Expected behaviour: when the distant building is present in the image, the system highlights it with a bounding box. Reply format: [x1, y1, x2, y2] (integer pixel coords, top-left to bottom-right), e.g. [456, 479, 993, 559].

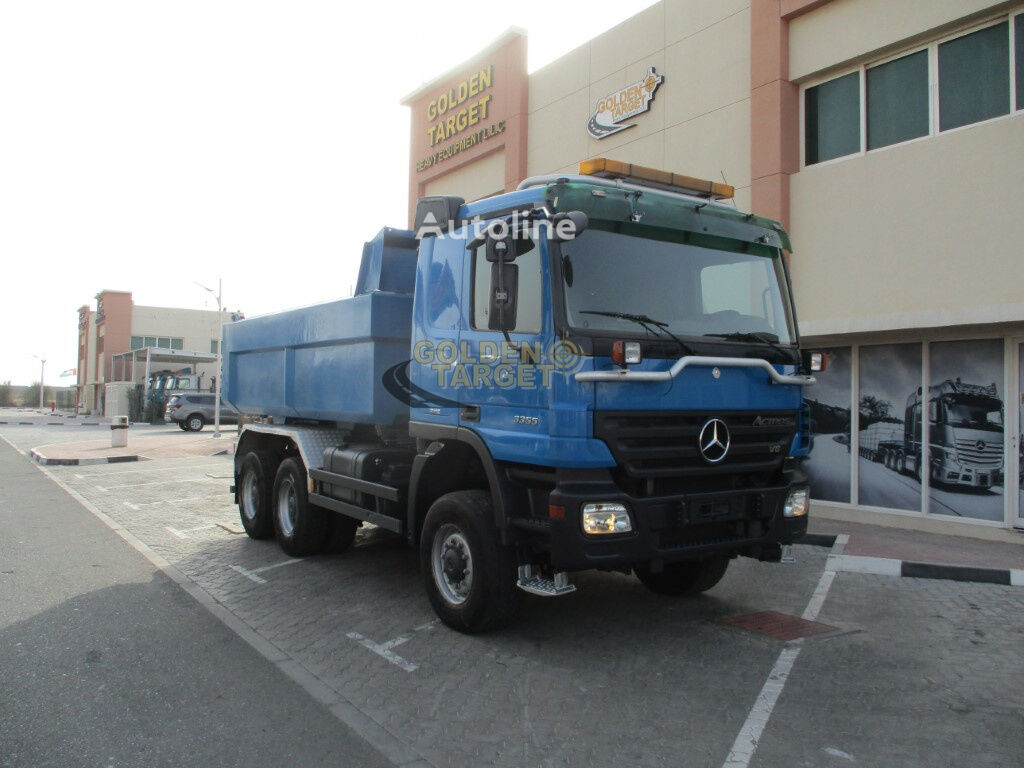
[76, 290, 232, 413]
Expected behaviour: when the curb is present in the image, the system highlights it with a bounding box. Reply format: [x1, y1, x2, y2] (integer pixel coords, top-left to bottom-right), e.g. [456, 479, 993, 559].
[29, 448, 141, 466]
[797, 533, 1023, 587]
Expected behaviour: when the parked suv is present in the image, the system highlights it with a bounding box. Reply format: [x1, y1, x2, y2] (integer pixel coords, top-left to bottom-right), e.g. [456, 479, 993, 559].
[165, 393, 239, 432]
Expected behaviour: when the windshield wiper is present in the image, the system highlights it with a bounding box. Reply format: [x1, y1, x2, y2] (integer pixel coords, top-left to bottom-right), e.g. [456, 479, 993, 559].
[704, 331, 794, 361]
[579, 310, 695, 356]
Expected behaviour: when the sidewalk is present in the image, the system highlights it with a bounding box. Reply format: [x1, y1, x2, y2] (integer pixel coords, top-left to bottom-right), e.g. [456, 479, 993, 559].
[0, 408, 110, 426]
[30, 430, 235, 465]
[806, 516, 1024, 586]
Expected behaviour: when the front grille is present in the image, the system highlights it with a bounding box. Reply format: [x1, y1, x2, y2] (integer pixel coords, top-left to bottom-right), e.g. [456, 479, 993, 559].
[594, 410, 796, 479]
[954, 437, 1002, 467]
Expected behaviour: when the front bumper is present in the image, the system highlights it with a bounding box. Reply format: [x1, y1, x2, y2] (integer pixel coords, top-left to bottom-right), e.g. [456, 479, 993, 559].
[545, 469, 807, 571]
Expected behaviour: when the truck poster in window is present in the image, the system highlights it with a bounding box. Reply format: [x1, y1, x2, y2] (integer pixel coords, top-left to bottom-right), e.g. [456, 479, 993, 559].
[927, 339, 1004, 521]
[803, 348, 851, 503]
[858, 344, 922, 511]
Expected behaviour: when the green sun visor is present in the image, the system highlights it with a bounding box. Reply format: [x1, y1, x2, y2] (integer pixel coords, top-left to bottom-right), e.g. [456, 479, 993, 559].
[545, 181, 793, 252]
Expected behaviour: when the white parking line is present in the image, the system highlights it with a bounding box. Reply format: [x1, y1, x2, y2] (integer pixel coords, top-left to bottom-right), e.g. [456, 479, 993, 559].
[346, 632, 418, 673]
[228, 558, 303, 584]
[165, 523, 217, 539]
[73, 462, 222, 479]
[721, 536, 847, 768]
[100, 477, 224, 491]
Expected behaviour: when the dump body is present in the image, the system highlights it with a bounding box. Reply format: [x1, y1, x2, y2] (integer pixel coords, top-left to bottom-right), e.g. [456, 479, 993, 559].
[222, 228, 417, 426]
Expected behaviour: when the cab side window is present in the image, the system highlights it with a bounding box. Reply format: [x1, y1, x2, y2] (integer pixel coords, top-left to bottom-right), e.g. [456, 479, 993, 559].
[471, 240, 542, 334]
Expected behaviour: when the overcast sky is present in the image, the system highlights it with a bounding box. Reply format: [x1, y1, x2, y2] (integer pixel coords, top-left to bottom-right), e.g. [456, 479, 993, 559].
[0, 0, 657, 386]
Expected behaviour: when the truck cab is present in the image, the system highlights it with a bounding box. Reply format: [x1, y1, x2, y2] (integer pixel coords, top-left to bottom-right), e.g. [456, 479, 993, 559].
[225, 159, 819, 632]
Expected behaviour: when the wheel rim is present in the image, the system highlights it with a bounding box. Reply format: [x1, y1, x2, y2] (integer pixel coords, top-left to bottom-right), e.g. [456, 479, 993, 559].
[276, 478, 297, 536]
[190, 417, 201, 430]
[241, 470, 259, 521]
[431, 524, 473, 606]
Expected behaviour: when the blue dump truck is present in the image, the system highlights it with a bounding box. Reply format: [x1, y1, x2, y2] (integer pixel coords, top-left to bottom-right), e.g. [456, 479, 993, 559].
[224, 158, 820, 632]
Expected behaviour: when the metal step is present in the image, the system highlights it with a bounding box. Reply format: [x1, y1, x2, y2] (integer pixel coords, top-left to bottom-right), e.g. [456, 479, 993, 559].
[516, 565, 576, 597]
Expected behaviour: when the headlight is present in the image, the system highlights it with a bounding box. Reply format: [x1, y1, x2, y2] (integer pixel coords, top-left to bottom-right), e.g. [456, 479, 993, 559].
[783, 488, 809, 518]
[581, 502, 632, 534]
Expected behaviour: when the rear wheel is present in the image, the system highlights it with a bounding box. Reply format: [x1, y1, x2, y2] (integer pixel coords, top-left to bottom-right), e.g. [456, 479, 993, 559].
[272, 457, 329, 556]
[237, 450, 278, 539]
[420, 490, 521, 633]
[186, 413, 205, 432]
[636, 556, 730, 596]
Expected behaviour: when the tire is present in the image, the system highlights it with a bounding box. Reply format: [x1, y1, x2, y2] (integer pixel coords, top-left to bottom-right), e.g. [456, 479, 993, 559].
[325, 515, 359, 553]
[186, 413, 205, 432]
[237, 450, 278, 539]
[420, 490, 521, 633]
[896, 454, 906, 475]
[178, 422, 189, 431]
[272, 457, 329, 556]
[635, 556, 730, 596]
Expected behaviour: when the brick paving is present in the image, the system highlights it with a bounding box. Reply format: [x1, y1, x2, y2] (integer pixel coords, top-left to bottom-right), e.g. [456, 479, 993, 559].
[3, 422, 1022, 768]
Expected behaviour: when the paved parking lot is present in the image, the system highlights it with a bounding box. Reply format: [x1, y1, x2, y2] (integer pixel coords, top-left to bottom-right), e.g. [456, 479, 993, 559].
[2, 423, 1023, 767]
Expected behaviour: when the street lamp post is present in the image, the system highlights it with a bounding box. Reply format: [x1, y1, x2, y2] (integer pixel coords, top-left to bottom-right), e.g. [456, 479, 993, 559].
[31, 354, 46, 410]
[196, 279, 223, 439]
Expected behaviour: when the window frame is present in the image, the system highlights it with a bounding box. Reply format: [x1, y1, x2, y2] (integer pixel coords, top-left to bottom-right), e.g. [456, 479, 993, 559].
[800, 10, 1023, 171]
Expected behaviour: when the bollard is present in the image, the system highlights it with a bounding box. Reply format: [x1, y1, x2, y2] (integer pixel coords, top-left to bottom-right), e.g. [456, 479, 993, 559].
[111, 415, 129, 448]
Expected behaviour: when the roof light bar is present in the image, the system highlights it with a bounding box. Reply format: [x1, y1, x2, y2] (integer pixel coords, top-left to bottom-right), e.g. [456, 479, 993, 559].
[578, 158, 734, 201]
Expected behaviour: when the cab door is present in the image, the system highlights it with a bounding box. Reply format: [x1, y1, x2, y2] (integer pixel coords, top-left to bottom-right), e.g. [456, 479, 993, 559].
[458, 235, 553, 464]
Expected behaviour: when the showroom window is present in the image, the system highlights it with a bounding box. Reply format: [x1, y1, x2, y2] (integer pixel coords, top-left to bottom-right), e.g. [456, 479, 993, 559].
[1016, 14, 1023, 109]
[867, 50, 929, 150]
[938, 21, 1009, 131]
[804, 72, 860, 165]
[802, 338, 1017, 526]
[803, 15, 1022, 166]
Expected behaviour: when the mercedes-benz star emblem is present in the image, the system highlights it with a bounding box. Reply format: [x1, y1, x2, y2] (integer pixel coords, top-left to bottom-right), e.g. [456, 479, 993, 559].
[699, 418, 730, 464]
[976, 439, 986, 451]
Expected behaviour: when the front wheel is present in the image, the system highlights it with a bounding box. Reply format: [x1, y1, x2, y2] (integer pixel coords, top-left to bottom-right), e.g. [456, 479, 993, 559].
[420, 490, 521, 633]
[635, 556, 730, 596]
[186, 413, 205, 432]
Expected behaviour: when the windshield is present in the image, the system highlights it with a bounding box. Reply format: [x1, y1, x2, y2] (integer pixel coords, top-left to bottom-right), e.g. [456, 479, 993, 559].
[559, 226, 796, 344]
[943, 398, 1003, 430]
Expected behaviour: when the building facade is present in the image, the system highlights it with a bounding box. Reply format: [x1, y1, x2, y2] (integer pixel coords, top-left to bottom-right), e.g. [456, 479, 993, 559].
[402, 0, 1024, 530]
[76, 290, 229, 413]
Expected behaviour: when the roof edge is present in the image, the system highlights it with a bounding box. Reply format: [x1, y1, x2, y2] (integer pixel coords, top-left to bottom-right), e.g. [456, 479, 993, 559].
[400, 27, 526, 105]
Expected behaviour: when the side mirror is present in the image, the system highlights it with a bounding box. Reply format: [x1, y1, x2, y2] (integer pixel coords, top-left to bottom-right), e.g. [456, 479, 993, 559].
[488, 262, 518, 331]
[550, 211, 589, 242]
[801, 350, 826, 373]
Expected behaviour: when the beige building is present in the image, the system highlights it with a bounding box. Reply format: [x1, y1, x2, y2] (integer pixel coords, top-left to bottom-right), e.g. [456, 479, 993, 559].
[76, 290, 231, 413]
[403, 1, 1024, 530]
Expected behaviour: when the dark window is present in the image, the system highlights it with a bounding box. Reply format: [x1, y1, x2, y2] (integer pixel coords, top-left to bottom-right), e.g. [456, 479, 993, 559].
[170, 338, 183, 350]
[867, 50, 929, 149]
[805, 71, 860, 165]
[939, 22, 1009, 131]
[1016, 15, 1023, 110]
[157, 337, 171, 348]
[130, 336, 143, 350]
[210, 340, 219, 354]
